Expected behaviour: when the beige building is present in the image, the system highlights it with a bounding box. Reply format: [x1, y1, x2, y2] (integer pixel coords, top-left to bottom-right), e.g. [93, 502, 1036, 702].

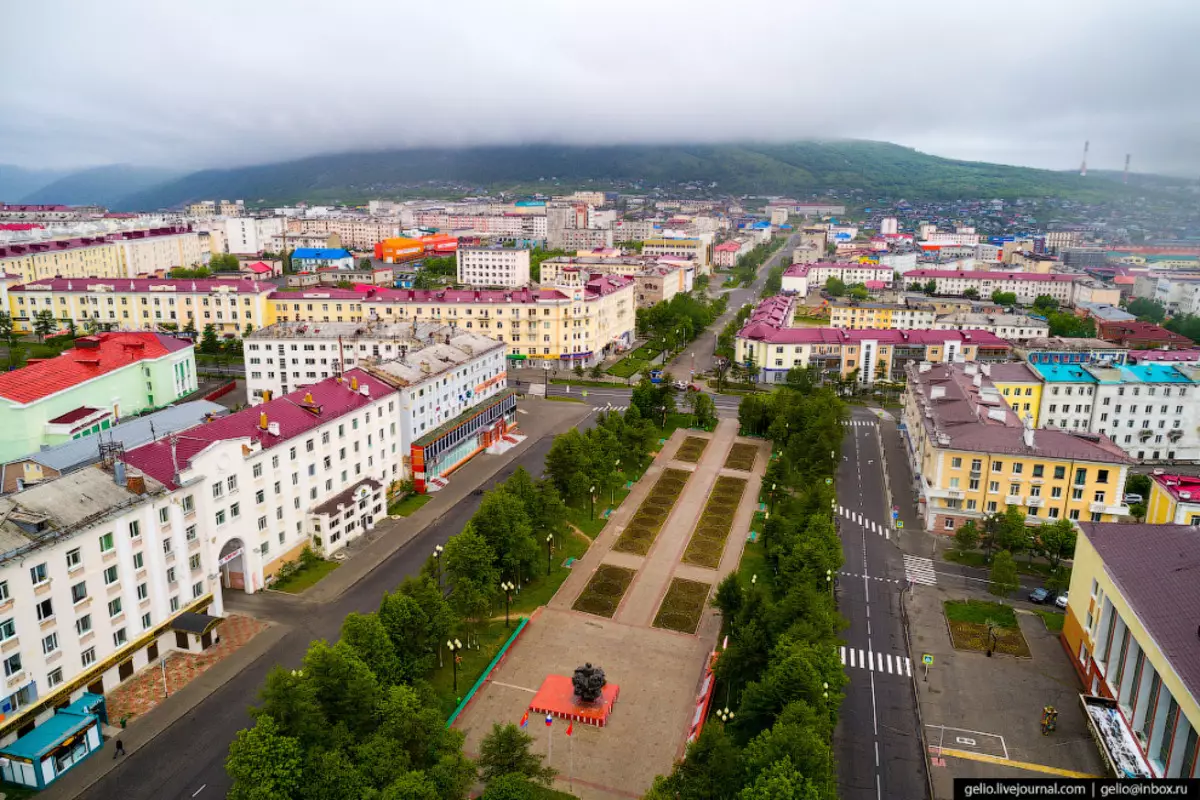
[289, 218, 402, 250]
[0, 227, 204, 283]
[456, 246, 531, 288]
[643, 237, 710, 271]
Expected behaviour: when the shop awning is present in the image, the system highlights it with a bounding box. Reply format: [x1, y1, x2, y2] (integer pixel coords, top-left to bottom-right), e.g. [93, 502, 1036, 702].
[170, 612, 224, 636]
[0, 708, 95, 761]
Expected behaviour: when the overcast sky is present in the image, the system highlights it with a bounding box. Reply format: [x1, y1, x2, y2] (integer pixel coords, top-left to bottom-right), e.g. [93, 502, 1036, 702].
[3, 0, 1198, 175]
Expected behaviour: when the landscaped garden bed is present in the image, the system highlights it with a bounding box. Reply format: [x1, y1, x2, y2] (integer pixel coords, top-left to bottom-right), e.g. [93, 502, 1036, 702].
[682, 476, 747, 568]
[943, 599, 1031, 657]
[674, 436, 709, 463]
[724, 442, 759, 471]
[612, 468, 691, 555]
[572, 564, 636, 618]
[652, 578, 711, 634]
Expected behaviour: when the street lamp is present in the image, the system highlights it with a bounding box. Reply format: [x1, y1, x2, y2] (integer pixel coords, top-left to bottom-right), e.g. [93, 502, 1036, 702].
[716, 707, 735, 725]
[447, 639, 463, 693]
[500, 581, 515, 627]
[826, 569, 834, 598]
[546, 533, 554, 576]
[770, 482, 777, 513]
[433, 544, 444, 591]
[612, 459, 620, 505]
[589, 485, 597, 521]
[750, 574, 757, 586]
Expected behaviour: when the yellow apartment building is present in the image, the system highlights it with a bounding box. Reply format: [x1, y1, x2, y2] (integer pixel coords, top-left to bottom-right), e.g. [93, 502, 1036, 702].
[827, 302, 936, 330]
[902, 361, 1131, 533]
[1144, 473, 1200, 525]
[0, 227, 203, 283]
[1061, 523, 1200, 779]
[988, 361, 1044, 426]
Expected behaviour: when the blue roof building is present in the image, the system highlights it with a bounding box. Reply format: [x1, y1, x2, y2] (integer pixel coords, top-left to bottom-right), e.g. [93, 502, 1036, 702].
[291, 248, 354, 271]
[0, 693, 106, 789]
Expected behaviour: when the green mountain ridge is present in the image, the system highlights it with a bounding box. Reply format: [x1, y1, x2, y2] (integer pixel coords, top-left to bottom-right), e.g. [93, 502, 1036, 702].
[22, 164, 184, 208]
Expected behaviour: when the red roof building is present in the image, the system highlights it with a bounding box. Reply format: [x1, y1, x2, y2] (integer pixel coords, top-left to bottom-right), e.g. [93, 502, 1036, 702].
[1096, 320, 1194, 349]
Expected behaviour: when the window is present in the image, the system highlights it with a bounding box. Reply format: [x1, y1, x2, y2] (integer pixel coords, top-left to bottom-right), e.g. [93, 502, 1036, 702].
[1072, 488, 1084, 500]
[253, 463, 263, 478]
[192, 581, 204, 599]
[113, 628, 127, 647]
[41, 632, 58, 655]
[159, 508, 170, 525]
[182, 495, 195, 513]
[988, 481, 1000, 493]
[227, 475, 238, 492]
[1054, 466, 1066, 480]
[133, 551, 144, 569]
[66, 548, 82, 570]
[215, 510, 226, 526]
[136, 582, 148, 600]
[4, 654, 22, 677]
[212, 481, 223, 499]
[170, 596, 180, 612]
[0, 619, 15, 641]
[108, 598, 122, 617]
[48, 667, 63, 688]
[256, 489, 265, 504]
[104, 565, 118, 585]
[1097, 469, 1109, 484]
[951, 457, 962, 469]
[230, 502, 240, 518]
[76, 615, 92, 635]
[1012, 463, 1023, 474]
[30, 562, 48, 585]
[186, 525, 197, 542]
[0, 581, 7, 602]
[1094, 491, 1105, 503]
[1074, 468, 1087, 485]
[167, 567, 177, 584]
[1069, 509, 1081, 520]
[129, 520, 140, 539]
[35, 599, 54, 621]
[71, 581, 87, 603]
[1051, 487, 1063, 499]
[189, 554, 201, 571]
[81, 647, 96, 667]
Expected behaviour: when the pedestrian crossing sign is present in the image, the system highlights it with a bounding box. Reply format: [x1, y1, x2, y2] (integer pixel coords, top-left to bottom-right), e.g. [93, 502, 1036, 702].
[897, 521, 904, 529]
[825, 478, 832, 485]
[922, 654, 934, 666]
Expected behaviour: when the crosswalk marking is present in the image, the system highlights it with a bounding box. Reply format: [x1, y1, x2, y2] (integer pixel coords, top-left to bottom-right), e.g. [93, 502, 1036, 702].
[839, 647, 911, 677]
[903, 554, 938, 586]
[835, 506, 891, 539]
[602, 404, 629, 412]
[842, 420, 877, 427]
[839, 570, 902, 584]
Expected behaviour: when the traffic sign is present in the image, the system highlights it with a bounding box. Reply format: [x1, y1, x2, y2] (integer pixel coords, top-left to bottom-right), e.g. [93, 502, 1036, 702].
[892, 510, 899, 519]
[897, 521, 904, 529]
[922, 654, 934, 666]
[825, 478, 832, 485]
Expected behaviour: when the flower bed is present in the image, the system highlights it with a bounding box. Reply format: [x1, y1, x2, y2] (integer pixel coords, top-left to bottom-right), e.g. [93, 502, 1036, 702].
[572, 564, 636, 618]
[652, 578, 711, 634]
[943, 600, 1031, 657]
[724, 442, 758, 472]
[674, 436, 709, 463]
[682, 476, 747, 568]
[613, 468, 691, 556]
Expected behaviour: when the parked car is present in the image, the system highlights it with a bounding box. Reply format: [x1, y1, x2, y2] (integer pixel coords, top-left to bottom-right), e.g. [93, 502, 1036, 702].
[1123, 493, 1144, 504]
[1028, 587, 1057, 604]
[1055, 591, 1069, 609]
[686, 383, 701, 392]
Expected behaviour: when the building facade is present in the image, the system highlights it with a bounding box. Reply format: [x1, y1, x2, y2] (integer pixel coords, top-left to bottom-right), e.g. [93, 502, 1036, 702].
[0, 228, 204, 283]
[456, 246, 531, 288]
[290, 248, 354, 272]
[932, 312, 1050, 342]
[224, 218, 284, 256]
[828, 302, 936, 330]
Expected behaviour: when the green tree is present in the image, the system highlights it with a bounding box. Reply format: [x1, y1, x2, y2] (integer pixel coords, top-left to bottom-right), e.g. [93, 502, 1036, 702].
[380, 772, 441, 800]
[954, 520, 980, 552]
[824, 277, 847, 297]
[243, 322, 254, 338]
[1124, 473, 1151, 499]
[472, 490, 536, 582]
[341, 611, 403, 686]
[988, 550, 1019, 598]
[1032, 294, 1059, 313]
[33, 309, 57, 342]
[962, 287, 980, 300]
[183, 318, 197, 336]
[1033, 518, 1077, 573]
[225, 715, 304, 800]
[1127, 297, 1166, 323]
[848, 283, 870, 301]
[298, 748, 374, 800]
[301, 640, 382, 736]
[739, 756, 821, 800]
[690, 391, 717, 430]
[476, 723, 557, 786]
[251, 666, 328, 748]
[991, 290, 1018, 306]
[481, 774, 537, 800]
[997, 504, 1029, 555]
[1129, 502, 1147, 522]
[1047, 311, 1096, 338]
[0, 311, 13, 346]
[359, 257, 373, 269]
[645, 725, 743, 799]
[588, 363, 604, 379]
[444, 524, 499, 636]
[200, 323, 220, 354]
[923, 279, 937, 295]
[210, 253, 241, 272]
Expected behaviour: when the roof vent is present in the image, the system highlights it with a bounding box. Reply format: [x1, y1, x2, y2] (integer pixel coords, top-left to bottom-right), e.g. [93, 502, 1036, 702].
[259, 412, 269, 431]
[930, 386, 946, 400]
[350, 376, 359, 391]
[1182, 491, 1192, 500]
[268, 421, 281, 437]
[304, 392, 314, 404]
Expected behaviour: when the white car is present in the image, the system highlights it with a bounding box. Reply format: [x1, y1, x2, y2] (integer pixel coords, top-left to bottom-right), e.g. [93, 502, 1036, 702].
[1055, 591, 1069, 609]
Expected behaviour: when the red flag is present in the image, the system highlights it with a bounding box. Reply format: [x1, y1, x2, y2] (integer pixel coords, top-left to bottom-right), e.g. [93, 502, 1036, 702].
[519, 711, 529, 728]
[566, 722, 574, 737]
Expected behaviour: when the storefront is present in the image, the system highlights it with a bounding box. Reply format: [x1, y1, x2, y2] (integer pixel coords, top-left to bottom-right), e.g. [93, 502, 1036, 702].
[411, 389, 518, 492]
[0, 693, 105, 790]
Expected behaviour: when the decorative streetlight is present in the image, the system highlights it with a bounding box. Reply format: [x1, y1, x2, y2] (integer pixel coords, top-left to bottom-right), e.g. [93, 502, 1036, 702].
[612, 459, 620, 505]
[716, 707, 735, 725]
[589, 485, 597, 521]
[770, 482, 777, 513]
[432, 544, 444, 591]
[500, 581, 515, 627]
[447, 639, 463, 693]
[546, 533, 554, 576]
[750, 574, 757, 586]
[826, 569, 833, 598]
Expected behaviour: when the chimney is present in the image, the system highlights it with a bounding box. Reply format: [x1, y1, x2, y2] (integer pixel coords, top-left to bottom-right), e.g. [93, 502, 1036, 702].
[350, 376, 359, 391]
[304, 392, 314, 404]
[259, 411, 269, 430]
[113, 460, 127, 487]
[126, 474, 146, 495]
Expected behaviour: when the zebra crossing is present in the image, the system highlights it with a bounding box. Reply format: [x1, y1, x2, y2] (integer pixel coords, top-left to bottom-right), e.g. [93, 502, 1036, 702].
[840, 646, 912, 677]
[839, 570, 902, 585]
[600, 403, 629, 412]
[903, 554, 938, 586]
[843, 420, 877, 427]
[834, 506, 890, 539]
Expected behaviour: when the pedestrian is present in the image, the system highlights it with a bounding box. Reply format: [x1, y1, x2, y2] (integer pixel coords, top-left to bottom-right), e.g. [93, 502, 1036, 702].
[113, 738, 126, 758]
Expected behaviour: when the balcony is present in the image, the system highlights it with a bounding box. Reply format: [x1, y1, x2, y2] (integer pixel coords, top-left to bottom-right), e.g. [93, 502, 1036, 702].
[924, 486, 963, 500]
[1005, 495, 1024, 505]
[33, 580, 52, 596]
[1026, 496, 1044, 507]
[6, 671, 27, 689]
[102, 549, 117, 563]
[1091, 502, 1130, 516]
[1, 636, 19, 654]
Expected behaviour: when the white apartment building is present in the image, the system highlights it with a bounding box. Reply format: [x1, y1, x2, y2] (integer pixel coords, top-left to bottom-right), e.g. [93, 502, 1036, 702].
[902, 270, 1080, 304]
[780, 262, 896, 294]
[112, 229, 205, 274]
[457, 246, 531, 288]
[225, 217, 285, 255]
[549, 228, 614, 251]
[0, 465, 218, 754]
[290, 218, 401, 250]
[933, 312, 1050, 342]
[1153, 274, 1200, 315]
[125, 370, 402, 592]
[642, 237, 709, 270]
[610, 220, 656, 242]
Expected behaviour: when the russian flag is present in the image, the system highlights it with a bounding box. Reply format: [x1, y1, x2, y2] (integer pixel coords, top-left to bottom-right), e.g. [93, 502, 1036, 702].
[545, 714, 553, 727]
[519, 711, 529, 729]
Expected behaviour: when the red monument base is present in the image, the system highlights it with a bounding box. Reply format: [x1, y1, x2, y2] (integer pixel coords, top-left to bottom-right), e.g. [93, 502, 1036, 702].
[528, 674, 620, 728]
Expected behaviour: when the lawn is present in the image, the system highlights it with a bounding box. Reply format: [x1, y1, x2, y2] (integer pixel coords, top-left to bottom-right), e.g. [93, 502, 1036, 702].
[429, 620, 518, 715]
[605, 357, 646, 379]
[572, 564, 636, 618]
[546, 395, 587, 403]
[566, 485, 633, 539]
[270, 558, 340, 593]
[630, 342, 664, 361]
[507, 529, 592, 616]
[653, 578, 711, 634]
[943, 599, 1030, 657]
[724, 442, 759, 472]
[613, 468, 691, 555]
[1033, 608, 1066, 633]
[551, 378, 628, 388]
[531, 788, 578, 800]
[682, 476, 748, 568]
[943, 599, 1018, 627]
[388, 493, 432, 517]
[942, 549, 1057, 579]
[674, 435, 709, 463]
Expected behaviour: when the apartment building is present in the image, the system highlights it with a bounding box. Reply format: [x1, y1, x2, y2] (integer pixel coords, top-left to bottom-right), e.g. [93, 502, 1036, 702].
[1096, 320, 1193, 350]
[633, 265, 692, 308]
[903, 269, 1081, 304]
[267, 231, 338, 252]
[610, 219, 656, 243]
[1061, 523, 1200, 779]
[781, 262, 896, 294]
[932, 312, 1050, 342]
[0, 333, 197, 462]
[0, 228, 204, 283]
[290, 218, 401, 250]
[456, 246, 531, 287]
[0, 465, 219, 782]
[713, 239, 752, 268]
[266, 276, 635, 368]
[766, 200, 846, 216]
[988, 362, 1045, 427]
[828, 302, 936, 330]
[7, 277, 277, 336]
[901, 361, 1132, 533]
[224, 217, 284, 255]
[549, 228, 613, 252]
[538, 256, 648, 285]
[643, 238, 709, 271]
[1145, 473, 1200, 525]
[291, 248, 353, 272]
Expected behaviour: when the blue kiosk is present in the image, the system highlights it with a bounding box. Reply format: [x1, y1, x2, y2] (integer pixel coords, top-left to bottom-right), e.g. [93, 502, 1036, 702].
[0, 693, 106, 790]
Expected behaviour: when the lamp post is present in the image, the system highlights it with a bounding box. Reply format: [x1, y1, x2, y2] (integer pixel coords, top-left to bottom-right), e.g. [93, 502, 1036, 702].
[447, 639, 463, 693]
[716, 707, 735, 726]
[826, 569, 833, 598]
[770, 482, 777, 514]
[433, 544, 444, 591]
[612, 459, 620, 505]
[589, 485, 597, 521]
[546, 533, 553, 576]
[750, 574, 757, 586]
[500, 581, 515, 627]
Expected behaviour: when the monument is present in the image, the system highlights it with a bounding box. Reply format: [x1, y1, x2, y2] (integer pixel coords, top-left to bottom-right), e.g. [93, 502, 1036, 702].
[528, 662, 621, 728]
[572, 663, 606, 703]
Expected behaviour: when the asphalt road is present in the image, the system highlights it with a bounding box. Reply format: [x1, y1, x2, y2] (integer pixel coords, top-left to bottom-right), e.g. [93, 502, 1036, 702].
[541, 383, 743, 418]
[834, 408, 927, 800]
[79, 428, 578, 800]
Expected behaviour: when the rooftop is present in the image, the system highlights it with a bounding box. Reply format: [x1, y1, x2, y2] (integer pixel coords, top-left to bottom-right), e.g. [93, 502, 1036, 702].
[13, 277, 275, 294]
[1130, 350, 1200, 364]
[292, 248, 352, 259]
[248, 320, 451, 342]
[0, 226, 193, 260]
[902, 269, 1078, 282]
[0, 333, 192, 405]
[1022, 337, 1122, 352]
[739, 322, 1011, 349]
[784, 262, 894, 277]
[123, 369, 395, 490]
[986, 362, 1042, 383]
[1097, 320, 1194, 345]
[363, 333, 505, 386]
[935, 312, 1049, 327]
[1077, 522, 1200, 705]
[1150, 474, 1200, 505]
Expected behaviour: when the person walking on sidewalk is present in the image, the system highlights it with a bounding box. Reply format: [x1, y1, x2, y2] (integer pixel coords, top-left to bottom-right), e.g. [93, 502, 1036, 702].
[113, 739, 126, 758]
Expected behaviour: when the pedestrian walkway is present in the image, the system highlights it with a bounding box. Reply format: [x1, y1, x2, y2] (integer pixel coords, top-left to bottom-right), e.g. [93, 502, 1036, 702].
[904, 554, 938, 586]
[835, 505, 890, 538]
[840, 646, 912, 677]
[839, 570, 902, 585]
[843, 420, 877, 427]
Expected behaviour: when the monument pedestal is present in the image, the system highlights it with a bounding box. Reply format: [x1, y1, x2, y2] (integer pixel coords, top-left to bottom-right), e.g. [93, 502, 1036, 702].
[528, 674, 620, 728]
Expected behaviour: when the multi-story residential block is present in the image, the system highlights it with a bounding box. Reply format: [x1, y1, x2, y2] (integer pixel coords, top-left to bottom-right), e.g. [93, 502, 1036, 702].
[224, 217, 284, 255]
[932, 312, 1050, 342]
[549, 228, 614, 252]
[632, 265, 692, 308]
[186, 201, 217, 217]
[0, 227, 204, 283]
[291, 248, 354, 272]
[988, 362, 1044, 427]
[456, 246, 530, 288]
[781, 262, 896, 294]
[827, 302, 936, 330]
[643, 238, 709, 270]
[902, 361, 1132, 533]
[1060, 523, 1200, 779]
[0, 465, 220, 784]
[901, 269, 1117, 306]
[218, 200, 244, 217]
[713, 239, 752, 268]
[0, 333, 197, 461]
[290, 218, 402, 250]
[267, 277, 636, 368]
[6, 277, 277, 336]
[765, 200, 845, 216]
[610, 219, 656, 243]
[0, 204, 97, 222]
[267, 231, 338, 252]
[1145, 473, 1200, 525]
[1016, 337, 1129, 368]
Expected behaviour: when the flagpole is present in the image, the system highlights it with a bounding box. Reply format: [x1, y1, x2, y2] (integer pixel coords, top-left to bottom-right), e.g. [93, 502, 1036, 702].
[569, 729, 574, 792]
[548, 723, 553, 767]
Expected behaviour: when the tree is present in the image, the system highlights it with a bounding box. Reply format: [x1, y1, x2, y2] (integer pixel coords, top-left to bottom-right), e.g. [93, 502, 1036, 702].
[33, 309, 57, 342]
[1032, 295, 1059, 313]
[573, 363, 584, 377]
[1047, 311, 1095, 338]
[988, 550, 1019, 598]
[477, 723, 557, 786]
[243, 322, 254, 338]
[1127, 297, 1166, 323]
[225, 715, 304, 800]
[997, 505, 1029, 555]
[210, 253, 241, 272]
[301, 640, 382, 736]
[645, 725, 743, 799]
[0, 311, 13, 346]
[1129, 502, 1147, 522]
[991, 290, 1018, 306]
[444, 524, 499, 636]
[251, 666, 328, 748]
[962, 287, 980, 300]
[923, 279, 937, 295]
[690, 392, 717, 430]
[953, 520, 980, 552]
[848, 284, 869, 301]
[359, 257, 373, 270]
[1034, 518, 1077, 573]
[481, 773, 536, 800]
[380, 772, 441, 800]
[1125, 473, 1151, 499]
[588, 363, 604, 379]
[739, 756, 820, 800]
[298, 748, 374, 800]
[824, 277, 847, 297]
[183, 317, 197, 336]
[341, 611, 403, 686]
[200, 323, 220, 354]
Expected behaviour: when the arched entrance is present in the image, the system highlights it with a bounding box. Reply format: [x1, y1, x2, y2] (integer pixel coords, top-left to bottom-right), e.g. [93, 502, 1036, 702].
[218, 538, 247, 591]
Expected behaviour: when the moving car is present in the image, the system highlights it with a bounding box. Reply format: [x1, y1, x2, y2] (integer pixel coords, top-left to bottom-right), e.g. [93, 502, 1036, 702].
[1028, 587, 1057, 604]
[1055, 591, 1069, 609]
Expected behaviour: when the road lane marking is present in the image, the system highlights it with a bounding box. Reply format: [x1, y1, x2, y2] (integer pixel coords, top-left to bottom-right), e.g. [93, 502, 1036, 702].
[903, 554, 937, 586]
[906, 657, 912, 677]
[192, 786, 207, 798]
[932, 748, 1101, 779]
[841, 646, 847, 665]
